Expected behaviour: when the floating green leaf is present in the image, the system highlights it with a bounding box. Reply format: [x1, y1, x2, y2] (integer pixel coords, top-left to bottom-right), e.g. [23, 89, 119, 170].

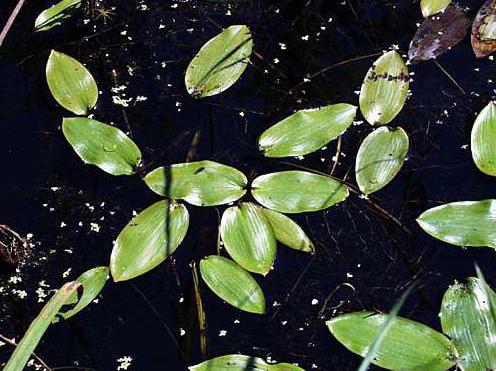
[62, 117, 142, 176]
[34, 0, 81, 32]
[252, 171, 349, 214]
[220, 203, 276, 275]
[189, 354, 304, 370]
[441, 277, 496, 371]
[110, 200, 189, 281]
[258, 103, 357, 158]
[261, 208, 313, 253]
[420, 0, 452, 17]
[185, 25, 253, 98]
[58, 266, 109, 320]
[144, 161, 247, 206]
[417, 199, 496, 248]
[359, 51, 409, 125]
[355, 126, 409, 195]
[327, 312, 457, 371]
[46, 50, 98, 115]
[4, 282, 80, 371]
[471, 101, 496, 176]
[199, 256, 265, 314]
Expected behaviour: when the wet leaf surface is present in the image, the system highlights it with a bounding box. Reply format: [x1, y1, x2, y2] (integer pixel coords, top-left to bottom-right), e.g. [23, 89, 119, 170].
[417, 199, 496, 248]
[189, 354, 305, 370]
[62, 117, 142, 176]
[408, 4, 471, 63]
[420, 0, 452, 18]
[355, 126, 409, 195]
[472, 0, 496, 58]
[252, 171, 349, 213]
[441, 277, 496, 371]
[471, 102, 496, 176]
[144, 160, 247, 206]
[34, 0, 81, 32]
[199, 256, 265, 314]
[110, 201, 189, 281]
[220, 203, 276, 275]
[327, 312, 457, 371]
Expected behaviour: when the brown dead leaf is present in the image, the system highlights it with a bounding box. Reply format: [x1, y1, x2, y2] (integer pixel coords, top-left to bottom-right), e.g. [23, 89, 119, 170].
[472, 0, 496, 58]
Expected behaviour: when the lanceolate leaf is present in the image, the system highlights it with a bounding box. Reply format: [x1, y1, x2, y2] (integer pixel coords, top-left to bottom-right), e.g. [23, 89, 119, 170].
[185, 25, 253, 98]
[34, 0, 81, 32]
[355, 126, 409, 195]
[471, 101, 496, 176]
[62, 118, 142, 176]
[420, 0, 451, 18]
[4, 282, 81, 371]
[258, 103, 357, 158]
[144, 161, 247, 206]
[409, 4, 470, 63]
[359, 51, 409, 125]
[251, 171, 349, 213]
[441, 278, 496, 371]
[327, 312, 457, 371]
[199, 256, 265, 314]
[417, 200, 496, 248]
[220, 203, 276, 275]
[110, 201, 189, 281]
[46, 50, 98, 115]
[261, 208, 314, 253]
[189, 354, 305, 370]
[58, 266, 109, 320]
[472, 0, 496, 58]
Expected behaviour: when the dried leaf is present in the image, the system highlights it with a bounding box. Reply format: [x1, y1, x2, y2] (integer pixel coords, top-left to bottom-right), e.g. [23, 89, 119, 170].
[472, 0, 496, 58]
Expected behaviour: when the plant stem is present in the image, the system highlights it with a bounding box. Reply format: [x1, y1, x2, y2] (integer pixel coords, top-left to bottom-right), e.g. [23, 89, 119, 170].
[191, 262, 207, 357]
[0, 332, 51, 370]
[0, 0, 27, 47]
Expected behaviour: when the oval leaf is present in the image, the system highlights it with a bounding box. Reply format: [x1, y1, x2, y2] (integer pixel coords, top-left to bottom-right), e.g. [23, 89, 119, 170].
[441, 278, 496, 371]
[62, 117, 142, 176]
[258, 103, 357, 158]
[327, 312, 457, 371]
[185, 25, 253, 98]
[472, 0, 496, 58]
[417, 199, 496, 248]
[34, 0, 81, 32]
[58, 266, 109, 320]
[359, 51, 409, 125]
[144, 160, 247, 206]
[220, 203, 276, 275]
[355, 126, 409, 195]
[46, 50, 98, 115]
[189, 354, 304, 370]
[110, 200, 189, 281]
[409, 4, 470, 63]
[471, 101, 496, 176]
[251, 171, 349, 214]
[200, 256, 265, 314]
[420, 0, 452, 17]
[261, 208, 314, 253]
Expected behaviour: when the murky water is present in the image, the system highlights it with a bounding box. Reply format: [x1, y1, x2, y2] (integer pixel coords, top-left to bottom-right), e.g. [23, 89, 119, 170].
[1, 0, 496, 370]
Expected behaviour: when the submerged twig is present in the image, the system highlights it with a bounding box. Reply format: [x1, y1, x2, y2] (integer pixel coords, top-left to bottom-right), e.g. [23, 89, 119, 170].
[330, 135, 342, 175]
[0, 0, 27, 47]
[433, 60, 466, 95]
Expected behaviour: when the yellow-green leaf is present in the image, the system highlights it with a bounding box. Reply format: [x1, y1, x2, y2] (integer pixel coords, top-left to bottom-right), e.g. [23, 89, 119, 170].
[356, 126, 409, 194]
[110, 200, 189, 281]
[471, 101, 496, 176]
[62, 117, 142, 176]
[143, 160, 247, 206]
[185, 25, 253, 98]
[261, 208, 313, 253]
[46, 50, 98, 115]
[220, 203, 276, 275]
[34, 0, 81, 32]
[199, 256, 265, 314]
[327, 312, 457, 371]
[420, 0, 451, 17]
[258, 103, 357, 158]
[359, 51, 409, 125]
[189, 354, 305, 370]
[251, 171, 349, 213]
[441, 277, 496, 371]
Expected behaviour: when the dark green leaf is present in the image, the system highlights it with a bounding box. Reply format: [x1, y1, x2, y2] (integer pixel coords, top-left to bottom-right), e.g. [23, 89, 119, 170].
[62, 117, 142, 176]
[200, 256, 265, 314]
[143, 160, 247, 206]
[34, 0, 81, 32]
[110, 200, 189, 281]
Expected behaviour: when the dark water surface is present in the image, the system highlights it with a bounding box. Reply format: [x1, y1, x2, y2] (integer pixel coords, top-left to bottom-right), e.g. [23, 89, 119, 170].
[1, 0, 496, 370]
